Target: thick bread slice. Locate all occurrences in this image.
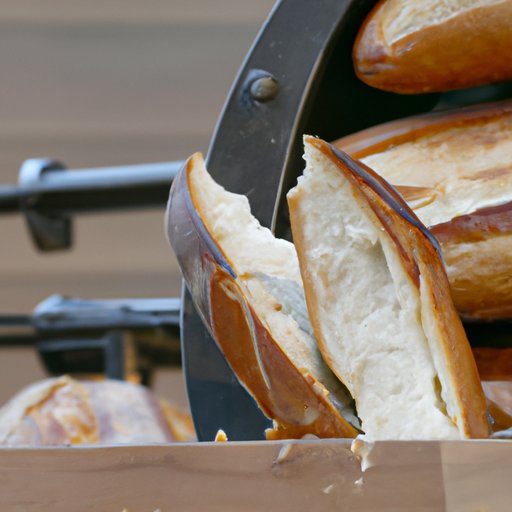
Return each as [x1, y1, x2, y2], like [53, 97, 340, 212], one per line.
[166, 153, 358, 440]
[287, 137, 490, 440]
[335, 100, 512, 319]
[353, 0, 512, 93]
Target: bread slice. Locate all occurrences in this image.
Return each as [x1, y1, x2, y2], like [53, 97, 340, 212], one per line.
[353, 0, 512, 93]
[166, 153, 358, 440]
[287, 137, 490, 440]
[335, 100, 512, 319]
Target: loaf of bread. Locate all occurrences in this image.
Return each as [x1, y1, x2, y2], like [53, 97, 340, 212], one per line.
[335, 100, 512, 320]
[166, 153, 359, 440]
[287, 137, 490, 440]
[0, 376, 195, 445]
[353, 0, 512, 93]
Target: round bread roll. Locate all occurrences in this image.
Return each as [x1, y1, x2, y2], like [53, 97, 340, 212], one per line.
[353, 0, 512, 93]
[0, 376, 195, 445]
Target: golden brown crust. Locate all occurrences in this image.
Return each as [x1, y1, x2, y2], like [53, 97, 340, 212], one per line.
[431, 202, 512, 245]
[302, 137, 489, 438]
[353, 0, 512, 93]
[435, 231, 512, 319]
[414, 248, 490, 438]
[0, 377, 98, 445]
[334, 100, 512, 160]
[0, 376, 195, 446]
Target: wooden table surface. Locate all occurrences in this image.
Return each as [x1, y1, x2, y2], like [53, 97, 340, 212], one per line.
[0, 0, 275, 403]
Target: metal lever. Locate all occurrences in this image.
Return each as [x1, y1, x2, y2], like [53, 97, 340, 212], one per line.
[3, 158, 183, 250]
[0, 295, 182, 384]
[33, 295, 182, 384]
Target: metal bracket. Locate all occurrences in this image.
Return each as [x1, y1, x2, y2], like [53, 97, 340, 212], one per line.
[38, 330, 134, 381]
[32, 295, 182, 384]
[18, 158, 72, 251]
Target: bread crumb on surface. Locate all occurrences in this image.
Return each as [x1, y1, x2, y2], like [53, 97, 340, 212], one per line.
[214, 429, 228, 442]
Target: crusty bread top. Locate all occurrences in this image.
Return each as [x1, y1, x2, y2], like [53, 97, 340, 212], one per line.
[353, 0, 512, 93]
[375, 0, 503, 45]
[335, 101, 512, 227]
[0, 377, 94, 445]
[288, 137, 490, 440]
[0, 376, 196, 445]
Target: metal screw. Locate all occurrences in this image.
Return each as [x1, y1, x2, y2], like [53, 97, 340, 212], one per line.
[249, 76, 278, 102]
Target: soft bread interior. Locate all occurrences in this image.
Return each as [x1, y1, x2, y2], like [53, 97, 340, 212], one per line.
[360, 114, 512, 227]
[379, 0, 503, 45]
[188, 156, 358, 426]
[288, 141, 461, 440]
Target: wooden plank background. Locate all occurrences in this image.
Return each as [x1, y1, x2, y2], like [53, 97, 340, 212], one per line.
[0, 0, 275, 406]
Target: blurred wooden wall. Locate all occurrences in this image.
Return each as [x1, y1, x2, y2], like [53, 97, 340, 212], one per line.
[0, 0, 274, 405]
